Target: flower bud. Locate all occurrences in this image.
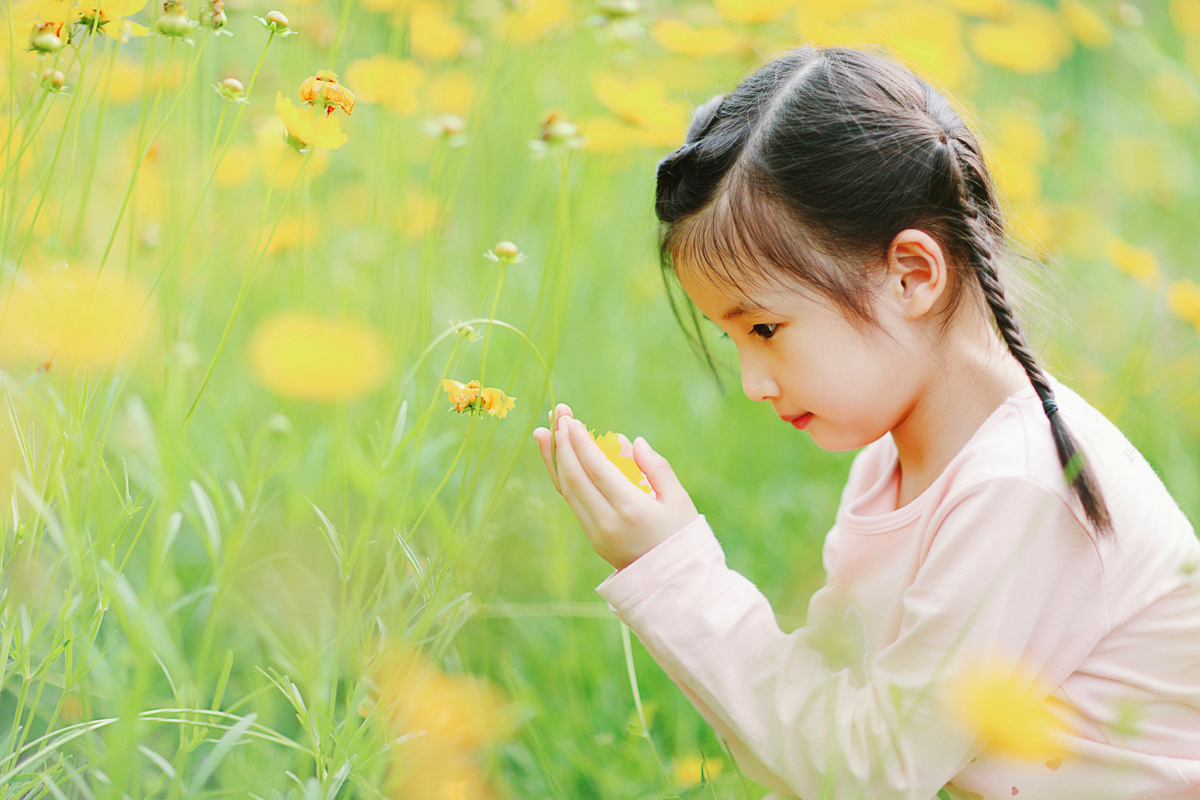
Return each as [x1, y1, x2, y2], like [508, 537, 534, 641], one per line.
[493, 241, 519, 260]
[156, 0, 194, 36]
[264, 9, 288, 30]
[217, 77, 244, 99]
[39, 68, 65, 90]
[204, 4, 228, 29]
[29, 22, 64, 53]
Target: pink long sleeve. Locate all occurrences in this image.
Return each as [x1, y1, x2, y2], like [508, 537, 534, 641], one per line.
[596, 385, 1200, 800]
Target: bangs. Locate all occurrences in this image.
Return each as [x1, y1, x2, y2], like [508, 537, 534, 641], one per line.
[660, 171, 885, 326]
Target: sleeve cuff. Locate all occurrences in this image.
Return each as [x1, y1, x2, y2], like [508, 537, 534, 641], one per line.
[595, 514, 726, 612]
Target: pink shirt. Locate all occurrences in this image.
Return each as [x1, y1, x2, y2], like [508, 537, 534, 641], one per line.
[597, 383, 1200, 800]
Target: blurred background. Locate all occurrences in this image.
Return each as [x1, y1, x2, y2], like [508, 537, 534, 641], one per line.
[1, 0, 1198, 796]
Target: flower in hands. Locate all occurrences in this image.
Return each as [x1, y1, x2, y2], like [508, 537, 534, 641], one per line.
[590, 429, 652, 494]
[533, 405, 699, 570]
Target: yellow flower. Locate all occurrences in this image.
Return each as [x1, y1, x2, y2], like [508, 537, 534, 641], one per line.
[672, 755, 724, 787]
[589, 429, 652, 493]
[443, 379, 481, 412]
[247, 312, 390, 402]
[0, 265, 154, 371]
[591, 73, 691, 148]
[299, 69, 356, 116]
[863, 2, 974, 89]
[948, 660, 1068, 760]
[968, 1, 1072, 73]
[442, 380, 515, 418]
[1145, 70, 1200, 126]
[1059, 0, 1113, 47]
[409, 1, 466, 59]
[712, 0, 790, 24]
[1171, 0, 1200, 36]
[77, 0, 150, 38]
[649, 19, 737, 57]
[275, 92, 348, 151]
[1104, 236, 1159, 288]
[346, 55, 426, 114]
[479, 387, 516, 418]
[1168, 279, 1200, 334]
[496, 0, 567, 44]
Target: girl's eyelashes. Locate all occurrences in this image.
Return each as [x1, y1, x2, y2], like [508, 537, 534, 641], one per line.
[750, 323, 779, 340]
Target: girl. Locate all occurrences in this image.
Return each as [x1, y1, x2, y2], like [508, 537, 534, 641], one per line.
[532, 47, 1200, 800]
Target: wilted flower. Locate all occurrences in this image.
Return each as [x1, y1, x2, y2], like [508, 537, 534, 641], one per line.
[201, 0, 229, 31]
[299, 70, 356, 116]
[442, 379, 515, 418]
[247, 311, 390, 402]
[275, 92, 348, 151]
[29, 21, 66, 52]
[589, 429, 652, 494]
[483, 240, 526, 265]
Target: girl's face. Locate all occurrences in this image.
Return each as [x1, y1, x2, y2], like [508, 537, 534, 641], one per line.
[678, 267, 930, 452]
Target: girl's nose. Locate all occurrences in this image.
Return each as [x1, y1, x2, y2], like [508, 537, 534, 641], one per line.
[739, 352, 780, 403]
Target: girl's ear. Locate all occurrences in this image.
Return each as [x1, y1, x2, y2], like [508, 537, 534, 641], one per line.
[886, 229, 949, 320]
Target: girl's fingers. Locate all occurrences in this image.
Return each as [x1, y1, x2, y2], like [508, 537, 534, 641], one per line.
[567, 419, 643, 510]
[532, 427, 562, 494]
[633, 436, 688, 505]
[555, 417, 615, 520]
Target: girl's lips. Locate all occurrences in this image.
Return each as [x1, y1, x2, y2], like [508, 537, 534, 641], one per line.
[786, 413, 814, 430]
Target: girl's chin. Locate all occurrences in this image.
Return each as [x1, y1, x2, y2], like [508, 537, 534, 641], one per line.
[805, 424, 884, 453]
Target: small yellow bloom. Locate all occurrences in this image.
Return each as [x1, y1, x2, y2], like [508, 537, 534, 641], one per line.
[275, 92, 348, 151]
[409, 1, 466, 59]
[948, 660, 1068, 760]
[1145, 70, 1200, 126]
[299, 69, 356, 116]
[712, 0, 790, 24]
[672, 754, 725, 787]
[649, 19, 737, 57]
[442, 379, 481, 413]
[1059, 0, 1113, 48]
[346, 55, 426, 114]
[968, 1, 1072, 73]
[1168, 280, 1200, 334]
[1104, 236, 1159, 288]
[496, 0, 568, 44]
[589, 429, 652, 493]
[78, 0, 149, 38]
[247, 312, 390, 402]
[479, 387, 516, 418]
[1171, 0, 1200, 36]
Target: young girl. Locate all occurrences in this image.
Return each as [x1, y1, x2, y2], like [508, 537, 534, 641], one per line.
[532, 47, 1200, 800]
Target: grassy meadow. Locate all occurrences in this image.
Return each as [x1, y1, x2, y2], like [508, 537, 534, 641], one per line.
[2, 0, 1200, 796]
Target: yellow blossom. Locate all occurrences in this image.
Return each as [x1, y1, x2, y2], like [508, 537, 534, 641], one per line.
[497, 0, 567, 44]
[1104, 237, 1159, 288]
[0, 265, 154, 371]
[1167, 279, 1200, 334]
[589, 429, 652, 493]
[1059, 0, 1113, 47]
[948, 660, 1068, 760]
[443, 379, 481, 413]
[673, 754, 725, 787]
[299, 70, 356, 116]
[479, 387, 516, 418]
[442, 380, 515, 418]
[247, 312, 390, 402]
[649, 19, 737, 57]
[578, 117, 642, 154]
[1145, 70, 1200, 126]
[346, 55, 426, 114]
[591, 74, 690, 148]
[409, 1, 466, 59]
[77, 0, 150, 38]
[1171, 0, 1200, 36]
[863, 2, 974, 89]
[712, 0, 790, 24]
[274, 92, 348, 151]
[968, 1, 1072, 73]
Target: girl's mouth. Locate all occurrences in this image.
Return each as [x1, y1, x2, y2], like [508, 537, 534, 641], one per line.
[785, 413, 814, 430]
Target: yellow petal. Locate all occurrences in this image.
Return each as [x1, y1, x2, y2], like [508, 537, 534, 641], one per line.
[650, 19, 737, 57]
[409, 1, 466, 59]
[1104, 236, 1159, 288]
[1170, 0, 1200, 36]
[948, 660, 1068, 760]
[590, 430, 652, 493]
[248, 312, 390, 402]
[1145, 70, 1200, 126]
[1059, 0, 1113, 48]
[1167, 280, 1200, 332]
[712, 0, 791, 24]
[968, 1, 1072, 73]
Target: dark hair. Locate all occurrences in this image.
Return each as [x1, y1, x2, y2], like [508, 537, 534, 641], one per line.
[654, 46, 1111, 535]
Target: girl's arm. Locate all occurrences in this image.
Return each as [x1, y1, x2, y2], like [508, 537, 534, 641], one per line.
[535, 411, 1110, 800]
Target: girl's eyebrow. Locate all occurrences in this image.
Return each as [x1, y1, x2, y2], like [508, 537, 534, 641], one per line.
[722, 301, 769, 320]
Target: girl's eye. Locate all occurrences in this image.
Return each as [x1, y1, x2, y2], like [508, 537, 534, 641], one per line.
[750, 323, 778, 340]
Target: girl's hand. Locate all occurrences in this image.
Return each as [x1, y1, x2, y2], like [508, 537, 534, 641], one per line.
[532, 404, 699, 570]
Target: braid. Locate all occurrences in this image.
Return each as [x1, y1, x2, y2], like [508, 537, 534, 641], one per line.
[937, 131, 1113, 535]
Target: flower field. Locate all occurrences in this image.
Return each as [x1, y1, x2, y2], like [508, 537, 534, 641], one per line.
[1, 0, 1199, 796]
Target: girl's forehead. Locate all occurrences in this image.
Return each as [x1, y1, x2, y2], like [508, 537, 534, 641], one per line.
[677, 265, 821, 318]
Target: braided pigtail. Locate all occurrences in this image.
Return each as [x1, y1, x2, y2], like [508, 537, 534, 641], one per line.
[931, 113, 1112, 535]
